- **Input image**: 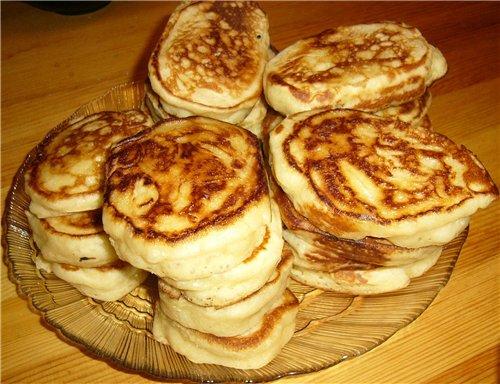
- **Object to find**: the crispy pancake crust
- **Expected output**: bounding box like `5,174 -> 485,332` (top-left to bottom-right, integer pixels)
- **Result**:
269,109 -> 498,240
103,117 -> 272,279
264,22 -> 446,116
25,111 -> 153,217
148,1 -> 269,123
153,289 -> 298,369
27,210 -> 118,267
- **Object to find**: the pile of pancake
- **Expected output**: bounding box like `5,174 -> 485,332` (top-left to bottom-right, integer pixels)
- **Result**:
130,2 -> 300,368
25,111 -> 152,301
102,117 -> 297,369
264,22 -> 498,294
23,2 -> 498,371
145,1 -> 270,139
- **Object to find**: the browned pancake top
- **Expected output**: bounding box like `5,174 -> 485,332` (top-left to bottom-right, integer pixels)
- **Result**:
26,111 -> 152,201
272,176 -> 434,266
104,116 -> 268,241
279,109 -> 498,226
265,22 -> 437,113
150,1 -> 267,107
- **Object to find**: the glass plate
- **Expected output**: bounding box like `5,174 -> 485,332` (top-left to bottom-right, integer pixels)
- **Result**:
2,82 -> 468,383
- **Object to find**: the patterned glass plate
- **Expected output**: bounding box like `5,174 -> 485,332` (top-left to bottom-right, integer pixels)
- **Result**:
2,82 -> 468,383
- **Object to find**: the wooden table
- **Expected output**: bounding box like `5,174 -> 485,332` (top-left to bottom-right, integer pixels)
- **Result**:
2,2 -> 498,383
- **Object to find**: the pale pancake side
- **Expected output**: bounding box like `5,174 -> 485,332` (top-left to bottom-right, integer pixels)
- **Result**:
239,97 -> 268,139
161,200 -> 283,307
144,80 -> 172,122
290,252 -> 439,295
27,210 -> 118,267
374,90 -> 431,127
156,247 -> 292,337
387,217 -> 469,248
35,257 -> 148,302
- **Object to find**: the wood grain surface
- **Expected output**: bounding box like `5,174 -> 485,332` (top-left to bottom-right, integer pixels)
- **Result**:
2,2 -> 499,383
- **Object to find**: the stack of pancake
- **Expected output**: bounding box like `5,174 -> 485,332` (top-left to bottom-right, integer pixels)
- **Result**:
23,9 -> 499,370
145,1 -> 270,139
102,117 -> 298,369
264,22 -> 498,294
25,111 -> 152,301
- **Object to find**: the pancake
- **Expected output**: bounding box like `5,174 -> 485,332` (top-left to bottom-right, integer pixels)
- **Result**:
273,164 -> 467,250
103,116 -> 272,280
35,257 -> 148,301
284,229 -> 442,270
374,90 -> 431,127
239,97 -> 267,139
156,247 -> 292,337
261,108 -> 285,160
161,200 -> 283,307
153,289 -> 298,369
148,1 -> 270,123
26,210 -> 118,267
25,110 -> 153,218
272,179 -> 442,264
264,22 -> 447,116
269,108 -> 498,243
144,81 -> 172,122
290,252 -> 439,295
388,217 -> 469,248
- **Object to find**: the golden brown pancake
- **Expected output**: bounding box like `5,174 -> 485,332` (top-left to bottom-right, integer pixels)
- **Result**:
144,80 -> 172,122
264,22 -> 446,116
153,288 -> 298,369
102,116 -> 272,280
269,108 -> 498,242
148,1 -> 270,123
156,246 -> 292,337
161,200 -> 284,307
35,256 -> 148,301
25,110 -> 153,217
290,251 -> 439,295
270,179 -> 442,265
26,209 -> 118,267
